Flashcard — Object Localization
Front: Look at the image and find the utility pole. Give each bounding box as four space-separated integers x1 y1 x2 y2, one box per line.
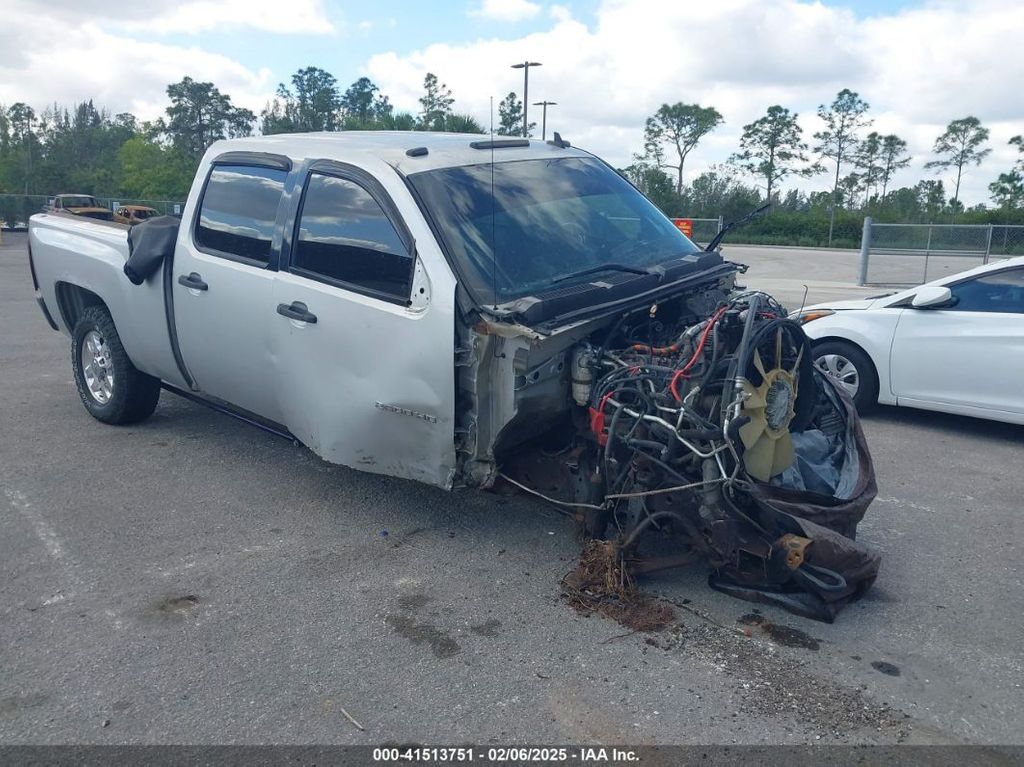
511 61 541 137
532 101 557 141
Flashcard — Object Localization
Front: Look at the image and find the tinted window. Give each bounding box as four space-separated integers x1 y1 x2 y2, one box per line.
292 173 412 300
407 157 701 304
195 164 287 264
949 267 1024 314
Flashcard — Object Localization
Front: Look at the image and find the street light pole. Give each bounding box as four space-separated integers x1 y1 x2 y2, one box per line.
511 61 542 137
532 101 557 141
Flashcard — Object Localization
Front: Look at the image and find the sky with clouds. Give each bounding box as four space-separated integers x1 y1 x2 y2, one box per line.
3 0 1022 204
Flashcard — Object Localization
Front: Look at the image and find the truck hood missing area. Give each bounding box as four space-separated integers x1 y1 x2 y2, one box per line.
481 284 880 623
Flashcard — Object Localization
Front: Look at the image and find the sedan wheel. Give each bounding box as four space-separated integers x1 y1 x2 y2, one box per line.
815 352 859 398
811 340 879 413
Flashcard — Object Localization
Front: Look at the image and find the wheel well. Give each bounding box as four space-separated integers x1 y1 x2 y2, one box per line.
810 335 872 361
810 335 882 402
55 282 107 331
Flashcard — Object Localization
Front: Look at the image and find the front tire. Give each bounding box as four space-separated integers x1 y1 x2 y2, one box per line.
812 340 878 413
72 306 160 424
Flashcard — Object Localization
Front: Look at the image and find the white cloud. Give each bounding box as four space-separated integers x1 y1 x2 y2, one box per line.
128 0 336 35
0 5 275 121
0 0 331 124
12 0 335 35
469 0 543 23
367 0 1024 205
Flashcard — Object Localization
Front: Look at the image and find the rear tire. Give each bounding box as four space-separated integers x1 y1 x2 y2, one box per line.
812 340 878 413
72 305 161 424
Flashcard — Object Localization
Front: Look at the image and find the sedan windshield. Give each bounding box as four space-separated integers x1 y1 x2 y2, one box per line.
408 157 701 304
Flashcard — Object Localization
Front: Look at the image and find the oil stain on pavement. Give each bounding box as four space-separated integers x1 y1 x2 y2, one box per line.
386 592 461 659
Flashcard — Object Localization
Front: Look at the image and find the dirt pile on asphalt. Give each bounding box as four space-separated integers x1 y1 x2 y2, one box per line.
562 540 674 632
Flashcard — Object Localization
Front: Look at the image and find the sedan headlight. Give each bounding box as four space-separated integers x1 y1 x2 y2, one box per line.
790 309 835 325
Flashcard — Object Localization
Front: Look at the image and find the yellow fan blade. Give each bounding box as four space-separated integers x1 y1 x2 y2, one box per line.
738 416 766 449
741 380 767 409
743 435 775 482
770 431 796 477
753 348 767 379
790 344 804 377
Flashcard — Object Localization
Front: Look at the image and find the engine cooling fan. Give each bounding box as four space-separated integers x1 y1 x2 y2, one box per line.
738 328 804 482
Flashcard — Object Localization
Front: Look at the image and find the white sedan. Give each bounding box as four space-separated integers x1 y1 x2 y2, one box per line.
793 256 1024 425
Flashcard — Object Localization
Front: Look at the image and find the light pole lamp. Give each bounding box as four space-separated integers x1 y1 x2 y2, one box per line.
532 100 557 141
511 61 542 137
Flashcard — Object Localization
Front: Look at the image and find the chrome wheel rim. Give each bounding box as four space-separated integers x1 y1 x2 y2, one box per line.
815 353 859 397
81 330 114 404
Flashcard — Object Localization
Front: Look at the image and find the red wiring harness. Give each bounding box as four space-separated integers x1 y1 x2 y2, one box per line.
589 305 730 444
669 305 727 402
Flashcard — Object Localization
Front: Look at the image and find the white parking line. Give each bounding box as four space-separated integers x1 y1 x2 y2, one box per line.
875 496 938 514
4 487 89 612
4 488 68 561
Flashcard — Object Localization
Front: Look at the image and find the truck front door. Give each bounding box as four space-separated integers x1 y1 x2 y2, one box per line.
173 160 288 423
270 162 457 488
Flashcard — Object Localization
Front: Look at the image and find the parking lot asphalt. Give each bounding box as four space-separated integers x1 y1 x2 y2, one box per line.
2 232 1022 746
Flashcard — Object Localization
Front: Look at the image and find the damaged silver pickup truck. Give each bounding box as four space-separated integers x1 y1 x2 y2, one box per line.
28 132 879 621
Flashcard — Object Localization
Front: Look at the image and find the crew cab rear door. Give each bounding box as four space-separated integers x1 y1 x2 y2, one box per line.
172 157 289 422
270 160 457 488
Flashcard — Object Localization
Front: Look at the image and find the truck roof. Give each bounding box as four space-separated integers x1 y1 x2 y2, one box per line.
205 131 592 175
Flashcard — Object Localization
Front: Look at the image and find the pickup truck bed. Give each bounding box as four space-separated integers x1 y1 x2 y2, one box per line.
31 212 189 390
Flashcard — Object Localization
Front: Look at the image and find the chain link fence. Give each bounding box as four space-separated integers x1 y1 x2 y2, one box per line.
669 216 723 247
858 218 1024 286
688 217 724 246
0 194 185 229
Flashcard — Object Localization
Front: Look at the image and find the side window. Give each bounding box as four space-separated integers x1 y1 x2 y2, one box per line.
292 172 413 301
949 267 1024 314
195 164 287 265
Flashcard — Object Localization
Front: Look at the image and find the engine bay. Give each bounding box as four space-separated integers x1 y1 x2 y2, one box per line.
489 281 880 623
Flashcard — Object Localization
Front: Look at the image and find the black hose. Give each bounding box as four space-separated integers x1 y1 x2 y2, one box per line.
621 510 697 550
624 437 668 455
628 446 694 486
592 311 631 371
697 320 722 389
603 403 624 477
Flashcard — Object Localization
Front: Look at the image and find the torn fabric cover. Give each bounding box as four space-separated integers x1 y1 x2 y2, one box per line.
124 216 180 285
724 377 880 622
755 377 877 538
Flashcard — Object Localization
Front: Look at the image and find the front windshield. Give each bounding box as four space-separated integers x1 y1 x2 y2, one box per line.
408 157 701 304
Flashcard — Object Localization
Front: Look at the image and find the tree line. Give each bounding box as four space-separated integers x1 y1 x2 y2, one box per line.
2 69 1022 245
625 89 1024 246
0 67 491 208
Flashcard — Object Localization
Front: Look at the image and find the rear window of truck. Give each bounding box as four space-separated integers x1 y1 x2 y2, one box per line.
195 164 287 265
